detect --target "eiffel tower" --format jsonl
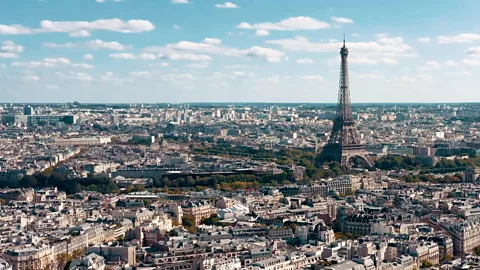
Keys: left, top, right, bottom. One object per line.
{"left": 319, "top": 37, "right": 373, "bottom": 168}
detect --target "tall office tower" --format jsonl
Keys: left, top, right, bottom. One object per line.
{"left": 110, "top": 112, "right": 119, "bottom": 124}
{"left": 318, "top": 38, "right": 373, "bottom": 168}
{"left": 215, "top": 109, "right": 222, "bottom": 118}
{"left": 23, "top": 105, "right": 34, "bottom": 116}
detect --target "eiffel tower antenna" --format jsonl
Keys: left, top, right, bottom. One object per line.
{"left": 318, "top": 37, "right": 373, "bottom": 168}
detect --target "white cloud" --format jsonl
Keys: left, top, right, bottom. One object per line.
{"left": 147, "top": 39, "right": 286, "bottom": 62}
{"left": 70, "top": 30, "right": 91, "bottom": 37}
{"left": 138, "top": 53, "right": 156, "bottom": 60}
{"left": 237, "top": 16, "right": 330, "bottom": 31}
{"left": 296, "top": 58, "right": 314, "bottom": 64}
{"left": 172, "top": 0, "right": 189, "bottom": 3}
{"left": 245, "top": 46, "right": 285, "bottom": 62}
{"left": 110, "top": 51, "right": 211, "bottom": 61}
{"left": 396, "top": 75, "right": 433, "bottom": 83}
{"left": 44, "top": 84, "right": 59, "bottom": 89}
{"left": 24, "top": 75, "right": 40, "bottom": 81}
{"left": 44, "top": 58, "right": 72, "bottom": 65}
{"left": 43, "top": 42, "right": 76, "bottom": 48}
{"left": 255, "top": 29, "right": 270, "bottom": 36}
{"left": 462, "top": 59, "right": 480, "bottom": 66}
{"left": 160, "top": 73, "right": 195, "bottom": 81}
{"left": 186, "top": 62, "right": 210, "bottom": 68}
{"left": 173, "top": 25, "right": 181, "bottom": 30}
{"left": 0, "top": 52, "right": 18, "bottom": 58}
{"left": 349, "top": 57, "right": 398, "bottom": 65}
{"left": 397, "top": 76, "right": 417, "bottom": 83}
{"left": 449, "top": 70, "right": 471, "bottom": 75}
{"left": 258, "top": 75, "right": 281, "bottom": 84}
{"left": 12, "top": 57, "right": 94, "bottom": 68}
{"left": 420, "top": 61, "right": 441, "bottom": 70}
{"left": 417, "top": 74, "right": 433, "bottom": 82}
{"left": 163, "top": 52, "right": 212, "bottom": 61}
{"left": 225, "top": 64, "right": 248, "bottom": 69}
{"left": 355, "top": 74, "right": 384, "bottom": 79}
{"left": 71, "top": 72, "right": 93, "bottom": 81}
{"left": 331, "top": 16, "right": 354, "bottom": 24}
{"left": 267, "top": 35, "right": 414, "bottom": 64}
{"left": 437, "top": 33, "right": 480, "bottom": 44}
{"left": 83, "top": 54, "right": 94, "bottom": 60}
{"left": 417, "top": 37, "right": 430, "bottom": 43}
{"left": 149, "top": 62, "right": 170, "bottom": 67}
{"left": 231, "top": 71, "right": 255, "bottom": 77}
{"left": 0, "top": 41, "right": 22, "bottom": 58}
{"left": 0, "top": 18, "right": 155, "bottom": 37}
{"left": 130, "top": 71, "right": 151, "bottom": 76}
{"left": 0, "top": 24, "right": 32, "bottom": 35}
{"left": 444, "top": 60, "right": 457, "bottom": 67}
{"left": 109, "top": 53, "right": 137, "bottom": 59}
{"left": 203, "top": 38, "right": 222, "bottom": 45}
{"left": 44, "top": 40, "right": 128, "bottom": 51}
{"left": 233, "top": 71, "right": 246, "bottom": 76}
{"left": 39, "top": 19, "right": 155, "bottom": 36}
{"left": 12, "top": 61, "right": 53, "bottom": 68}
{"left": 56, "top": 71, "right": 93, "bottom": 81}
{"left": 465, "top": 46, "right": 480, "bottom": 56}
{"left": 165, "top": 41, "right": 223, "bottom": 52}
{"left": 301, "top": 75, "right": 323, "bottom": 80}
{"left": 86, "top": 39, "right": 128, "bottom": 50}
{"left": 380, "top": 58, "right": 398, "bottom": 64}
{"left": 1, "top": 41, "right": 23, "bottom": 53}
{"left": 100, "top": 72, "right": 134, "bottom": 84}
{"left": 215, "top": 2, "right": 238, "bottom": 8}
{"left": 96, "top": 0, "right": 126, "bottom": 2}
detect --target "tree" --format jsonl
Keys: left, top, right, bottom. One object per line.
{"left": 421, "top": 260, "right": 433, "bottom": 268}
{"left": 334, "top": 232, "right": 347, "bottom": 240}
{"left": 474, "top": 246, "right": 480, "bottom": 256}
{"left": 134, "top": 185, "right": 145, "bottom": 192}
{"left": 182, "top": 216, "right": 196, "bottom": 228}
{"left": 72, "top": 249, "right": 84, "bottom": 259}
{"left": 33, "top": 172, "right": 48, "bottom": 187}
{"left": 47, "top": 173, "right": 66, "bottom": 187}
{"left": 443, "top": 254, "right": 453, "bottom": 261}
{"left": 186, "top": 176, "right": 195, "bottom": 186}
{"left": 0, "top": 199, "right": 6, "bottom": 205}
{"left": 143, "top": 199, "right": 152, "bottom": 207}
{"left": 56, "top": 253, "right": 72, "bottom": 270}
{"left": 125, "top": 185, "right": 134, "bottom": 193}
{"left": 153, "top": 178, "right": 162, "bottom": 188}
{"left": 195, "top": 186, "right": 206, "bottom": 192}
{"left": 201, "top": 214, "right": 221, "bottom": 226}
{"left": 20, "top": 175, "right": 38, "bottom": 187}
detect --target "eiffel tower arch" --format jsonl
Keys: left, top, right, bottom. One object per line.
{"left": 318, "top": 38, "right": 374, "bottom": 168}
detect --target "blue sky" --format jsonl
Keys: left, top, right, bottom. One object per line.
{"left": 1, "top": 0, "right": 480, "bottom": 103}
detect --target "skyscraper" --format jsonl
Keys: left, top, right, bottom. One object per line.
{"left": 23, "top": 105, "right": 34, "bottom": 116}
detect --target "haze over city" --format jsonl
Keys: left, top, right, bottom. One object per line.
{"left": 1, "top": 0, "right": 480, "bottom": 103}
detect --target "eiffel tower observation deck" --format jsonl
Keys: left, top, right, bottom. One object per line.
{"left": 318, "top": 37, "right": 374, "bottom": 168}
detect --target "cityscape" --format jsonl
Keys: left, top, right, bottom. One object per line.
{"left": 1, "top": 1, "right": 480, "bottom": 270}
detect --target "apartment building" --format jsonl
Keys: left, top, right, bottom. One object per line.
{"left": 182, "top": 201, "right": 215, "bottom": 225}
{"left": 446, "top": 219, "right": 480, "bottom": 255}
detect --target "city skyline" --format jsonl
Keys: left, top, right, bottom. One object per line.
{"left": 1, "top": 0, "right": 480, "bottom": 103}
